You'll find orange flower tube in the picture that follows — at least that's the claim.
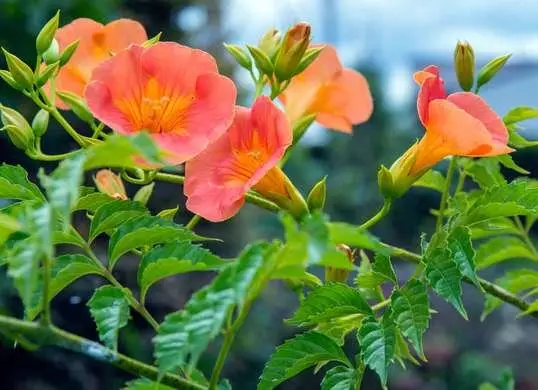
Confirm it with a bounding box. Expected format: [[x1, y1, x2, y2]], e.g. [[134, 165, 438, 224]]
[[54, 18, 147, 108], [184, 96, 306, 222], [387, 65, 513, 198], [279, 45, 373, 133], [85, 42, 237, 165]]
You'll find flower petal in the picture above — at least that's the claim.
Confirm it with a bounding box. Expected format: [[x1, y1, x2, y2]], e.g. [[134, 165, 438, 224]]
[[100, 19, 147, 54], [416, 71, 446, 126], [413, 65, 440, 86], [311, 68, 373, 132], [447, 92, 509, 146]]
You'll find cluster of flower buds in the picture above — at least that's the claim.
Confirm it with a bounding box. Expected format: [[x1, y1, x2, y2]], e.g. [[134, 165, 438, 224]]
[[224, 22, 323, 90]]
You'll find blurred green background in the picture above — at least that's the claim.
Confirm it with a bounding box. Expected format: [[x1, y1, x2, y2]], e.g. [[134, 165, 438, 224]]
[[1, 0, 538, 389]]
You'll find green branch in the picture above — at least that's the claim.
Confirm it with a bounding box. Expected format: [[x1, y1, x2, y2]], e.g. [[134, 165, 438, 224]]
[[437, 158, 457, 230], [382, 243, 538, 318], [0, 314, 204, 390], [359, 199, 392, 230]]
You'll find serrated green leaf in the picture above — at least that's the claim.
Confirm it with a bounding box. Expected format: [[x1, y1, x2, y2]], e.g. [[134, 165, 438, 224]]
[[447, 226, 481, 289], [482, 269, 538, 320], [391, 279, 430, 358], [88, 285, 130, 351], [138, 241, 228, 303], [155, 243, 271, 373], [74, 192, 114, 213], [0, 164, 44, 201], [321, 366, 360, 390], [470, 218, 520, 240], [315, 314, 363, 346], [412, 169, 445, 192], [372, 253, 397, 284], [0, 213, 20, 247], [424, 248, 467, 319], [89, 200, 149, 242], [519, 300, 538, 317], [39, 154, 85, 231], [497, 155, 529, 175], [460, 158, 505, 189], [122, 378, 174, 390], [475, 236, 536, 270], [84, 133, 162, 170], [393, 330, 421, 367], [288, 283, 372, 327], [508, 128, 538, 149], [52, 228, 87, 248], [157, 206, 179, 221], [457, 180, 538, 225], [7, 236, 41, 311], [108, 215, 210, 269], [327, 222, 386, 253], [258, 331, 350, 390], [28, 254, 105, 320], [357, 311, 396, 385], [503, 106, 538, 125]]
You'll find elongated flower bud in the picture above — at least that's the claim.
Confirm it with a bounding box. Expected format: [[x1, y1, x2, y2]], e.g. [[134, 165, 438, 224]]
[[258, 28, 281, 58], [454, 41, 475, 91], [274, 22, 311, 81], [1, 105, 35, 151], [94, 170, 127, 200]]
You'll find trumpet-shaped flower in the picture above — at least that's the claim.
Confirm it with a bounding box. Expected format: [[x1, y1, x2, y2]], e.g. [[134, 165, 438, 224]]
[[184, 97, 295, 222], [54, 18, 147, 108], [85, 42, 237, 164], [410, 65, 512, 174], [278, 45, 373, 133]]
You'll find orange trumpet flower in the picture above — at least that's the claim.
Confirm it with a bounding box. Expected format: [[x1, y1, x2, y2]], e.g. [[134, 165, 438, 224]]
[[85, 42, 237, 165], [278, 45, 373, 133]]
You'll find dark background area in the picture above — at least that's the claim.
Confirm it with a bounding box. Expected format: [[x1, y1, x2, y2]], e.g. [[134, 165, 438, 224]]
[[1, 0, 538, 389]]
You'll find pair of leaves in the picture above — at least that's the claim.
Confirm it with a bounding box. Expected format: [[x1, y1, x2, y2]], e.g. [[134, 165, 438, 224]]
[[154, 242, 274, 373], [355, 253, 397, 289], [0, 164, 45, 202]]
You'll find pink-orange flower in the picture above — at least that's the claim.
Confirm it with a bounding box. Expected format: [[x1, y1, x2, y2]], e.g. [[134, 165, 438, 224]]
[[54, 18, 147, 108], [184, 96, 293, 222], [278, 45, 373, 133], [410, 65, 512, 174], [85, 42, 237, 164]]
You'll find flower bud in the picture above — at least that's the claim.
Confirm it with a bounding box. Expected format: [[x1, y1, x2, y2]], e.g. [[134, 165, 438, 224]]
[[0, 69, 23, 91], [1, 105, 35, 151], [454, 41, 475, 91], [94, 170, 127, 200], [307, 176, 326, 212], [258, 28, 281, 58], [134, 182, 155, 206], [36, 11, 60, 55], [31, 109, 50, 137], [476, 53, 511, 91], [246, 44, 273, 76], [325, 244, 355, 283], [36, 61, 59, 87], [59, 40, 79, 66], [274, 22, 311, 81], [2, 49, 34, 90], [224, 43, 252, 70], [42, 39, 60, 65], [56, 91, 94, 123]]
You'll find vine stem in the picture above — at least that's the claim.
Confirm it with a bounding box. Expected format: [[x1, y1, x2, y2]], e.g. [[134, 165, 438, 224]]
[[382, 243, 538, 318], [359, 199, 392, 230], [186, 214, 202, 230], [41, 253, 52, 325], [0, 314, 203, 390], [208, 301, 253, 389], [436, 158, 457, 230]]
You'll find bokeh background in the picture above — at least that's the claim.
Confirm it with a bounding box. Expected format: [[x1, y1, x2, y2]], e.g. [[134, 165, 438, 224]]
[[1, 0, 538, 389]]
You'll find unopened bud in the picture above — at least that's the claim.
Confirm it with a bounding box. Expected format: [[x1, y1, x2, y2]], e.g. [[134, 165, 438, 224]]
[[56, 91, 93, 122], [94, 170, 127, 200], [36, 61, 59, 87], [247, 44, 273, 76], [36, 11, 60, 55], [274, 22, 311, 81], [31, 109, 49, 137], [2, 49, 34, 90], [224, 43, 252, 70], [307, 176, 326, 212], [42, 39, 60, 65], [454, 41, 475, 91], [59, 40, 79, 66], [1, 105, 35, 151], [293, 46, 323, 75], [258, 28, 281, 58], [476, 53, 511, 91], [325, 244, 355, 283], [382, 142, 427, 199], [134, 182, 155, 206], [0, 69, 23, 91]]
